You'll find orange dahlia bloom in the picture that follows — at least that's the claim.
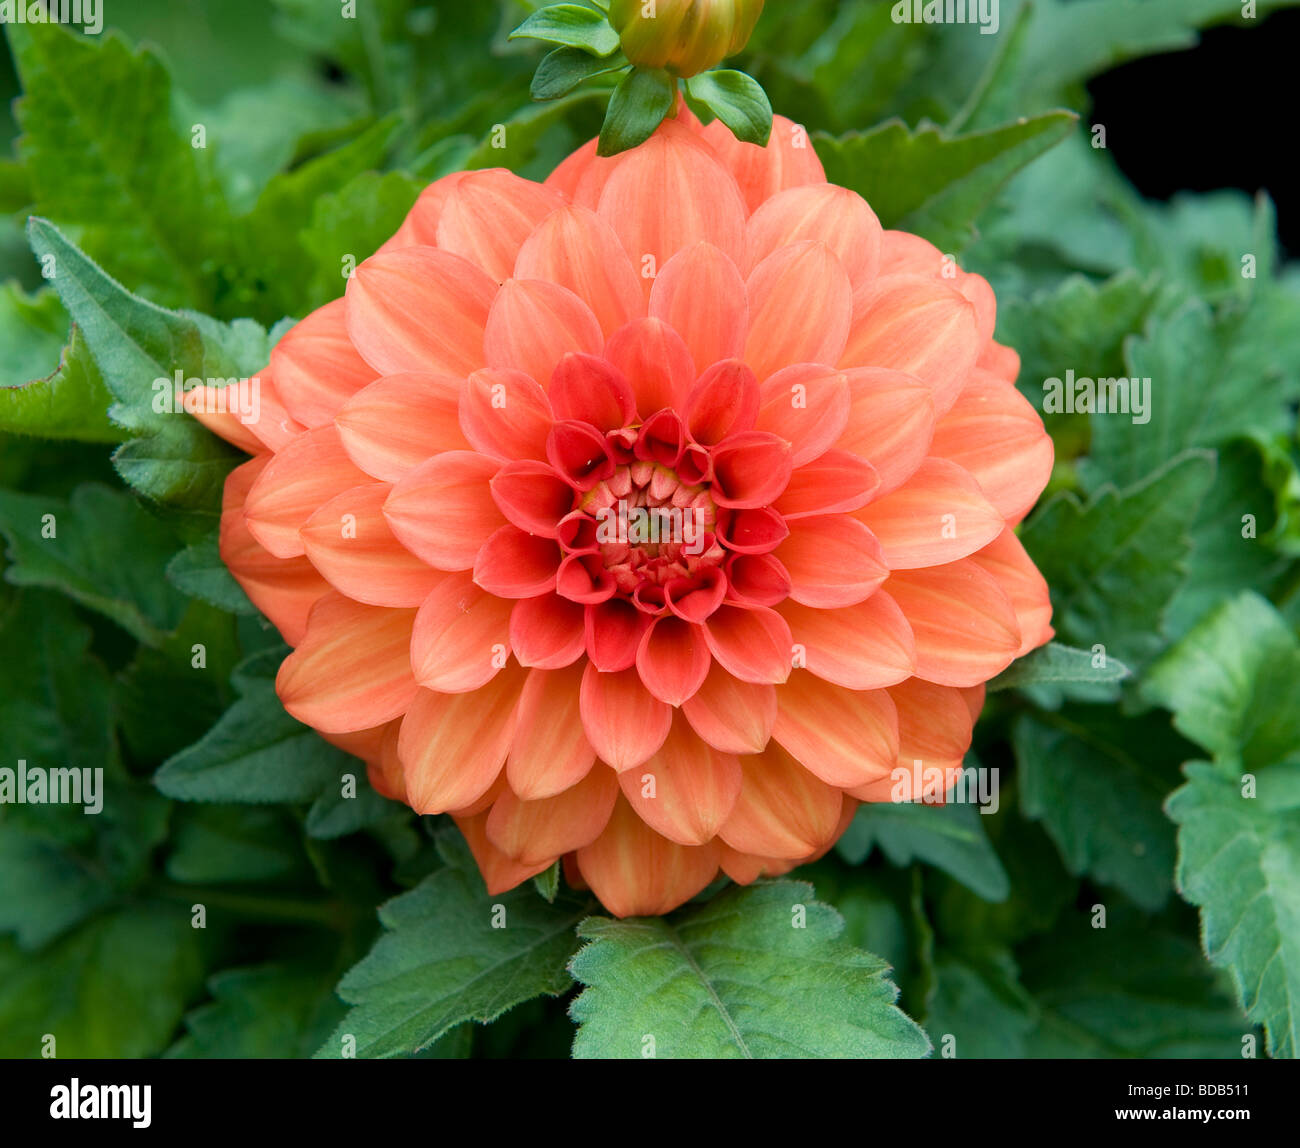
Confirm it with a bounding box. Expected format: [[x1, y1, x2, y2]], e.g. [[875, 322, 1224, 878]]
[[202, 110, 1054, 918]]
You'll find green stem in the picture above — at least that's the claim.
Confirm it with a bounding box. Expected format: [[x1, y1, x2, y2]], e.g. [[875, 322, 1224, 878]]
[[151, 882, 350, 929]]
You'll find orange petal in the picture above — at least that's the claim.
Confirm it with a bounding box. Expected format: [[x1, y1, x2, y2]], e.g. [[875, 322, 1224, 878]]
[[335, 372, 469, 482], [383, 451, 503, 571], [271, 298, 377, 427], [745, 184, 881, 286], [778, 515, 888, 608], [929, 369, 1054, 522], [509, 593, 586, 669], [409, 571, 514, 692], [885, 559, 1022, 686], [772, 673, 899, 788], [378, 171, 470, 251], [855, 456, 1004, 569], [398, 664, 525, 814], [301, 482, 442, 607], [459, 368, 554, 461], [780, 590, 916, 690], [878, 229, 946, 277], [648, 242, 748, 374], [718, 741, 844, 860], [744, 241, 852, 381], [245, 370, 307, 452], [487, 764, 619, 865], [969, 528, 1055, 656], [775, 449, 879, 519], [635, 615, 710, 706], [276, 593, 418, 733], [507, 663, 596, 800], [595, 121, 747, 298], [755, 364, 850, 467], [454, 807, 555, 895], [484, 279, 604, 388], [703, 604, 792, 684], [604, 318, 696, 417], [680, 663, 776, 754], [514, 204, 645, 337], [183, 382, 264, 454], [835, 367, 935, 495], [345, 246, 496, 376], [576, 795, 720, 918], [435, 168, 565, 282], [220, 456, 330, 646], [243, 425, 370, 559], [579, 664, 672, 772], [699, 114, 826, 214], [619, 712, 742, 846], [840, 274, 979, 416]]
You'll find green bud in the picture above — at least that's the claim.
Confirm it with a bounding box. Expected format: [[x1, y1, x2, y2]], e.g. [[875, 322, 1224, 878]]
[[609, 0, 764, 79]]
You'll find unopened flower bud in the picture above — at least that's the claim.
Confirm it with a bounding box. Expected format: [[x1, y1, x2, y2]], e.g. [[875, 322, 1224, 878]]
[[609, 0, 764, 79]]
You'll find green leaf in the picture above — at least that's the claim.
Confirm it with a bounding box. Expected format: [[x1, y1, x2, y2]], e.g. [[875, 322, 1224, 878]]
[[170, 960, 348, 1059], [318, 832, 589, 1058], [1015, 901, 1251, 1059], [925, 947, 1036, 1059], [165, 805, 307, 885], [685, 69, 772, 145], [1014, 709, 1185, 910], [0, 282, 68, 387], [1083, 297, 1300, 492], [989, 641, 1131, 693], [510, 4, 621, 57], [836, 791, 1010, 902], [166, 530, 256, 615], [532, 45, 628, 99], [305, 769, 401, 841], [8, 20, 230, 309], [1143, 593, 1300, 771], [813, 111, 1076, 253], [155, 648, 353, 804], [598, 67, 676, 157], [1021, 450, 1215, 670], [0, 483, 188, 645], [0, 827, 113, 951], [569, 880, 931, 1058], [26, 218, 270, 510], [1165, 762, 1300, 1059], [0, 310, 120, 444], [0, 904, 205, 1058]]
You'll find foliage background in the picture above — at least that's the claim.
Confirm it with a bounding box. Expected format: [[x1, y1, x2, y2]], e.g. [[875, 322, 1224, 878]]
[[1, 0, 1299, 1059]]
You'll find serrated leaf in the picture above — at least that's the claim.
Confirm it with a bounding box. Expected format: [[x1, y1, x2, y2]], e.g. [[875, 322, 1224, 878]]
[[155, 648, 353, 803], [598, 67, 676, 156], [305, 768, 401, 840], [1083, 296, 1300, 492], [836, 792, 1010, 902], [511, 4, 621, 57], [0, 320, 120, 445], [1014, 709, 1184, 910], [319, 832, 589, 1058], [685, 69, 772, 145], [925, 947, 1036, 1059], [0, 282, 67, 387], [1166, 762, 1300, 1059], [26, 218, 269, 510], [1021, 449, 1214, 670], [1143, 592, 1300, 771], [989, 641, 1130, 692], [9, 20, 230, 309], [569, 880, 931, 1058], [813, 111, 1075, 253]]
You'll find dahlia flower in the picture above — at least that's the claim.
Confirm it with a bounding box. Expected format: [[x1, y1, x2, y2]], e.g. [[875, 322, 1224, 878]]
[[199, 108, 1054, 918]]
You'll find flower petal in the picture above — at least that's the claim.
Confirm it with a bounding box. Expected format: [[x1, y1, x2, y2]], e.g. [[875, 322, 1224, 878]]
[[509, 593, 586, 669], [745, 241, 853, 381], [579, 664, 672, 772], [435, 168, 565, 282], [780, 590, 916, 690], [648, 242, 748, 374], [459, 368, 554, 461], [506, 662, 596, 800], [835, 367, 935, 495], [718, 742, 844, 860], [968, 528, 1055, 656], [636, 615, 711, 705], [604, 318, 696, 417], [276, 593, 418, 733], [745, 184, 881, 285], [487, 764, 619, 865], [773, 672, 900, 788], [409, 571, 514, 692], [755, 364, 850, 467], [680, 663, 777, 754], [383, 450, 503, 571], [271, 297, 377, 427], [703, 604, 792, 684], [775, 450, 879, 519], [680, 358, 760, 445], [335, 371, 469, 482], [345, 246, 496, 376], [548, 352, 636, 431], [698, 113, 826, 214], [619, 712, 741, 846], [473, 525, 561, 599], [778, 515, 888, 608], [484, 279, 605, 388]]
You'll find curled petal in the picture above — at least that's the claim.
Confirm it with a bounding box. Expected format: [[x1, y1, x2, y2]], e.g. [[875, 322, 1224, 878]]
[[604, 318, 696, 417], [473, 525, 561, 599], [509, 593, 586, 669], [703, 604, 792, 684], [585, 597, 650, 671], [491, 460, 575, 537], [779, 515, 888, 608], [548, 353, 636, 431], [710, 430, 793, 509], [460, 368, 553, 462], [636, 615, 711, 705], [681, 359, 760, 445]]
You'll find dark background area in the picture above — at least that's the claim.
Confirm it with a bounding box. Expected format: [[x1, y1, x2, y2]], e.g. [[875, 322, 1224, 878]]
[[1089, 8, 1299, 257]]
